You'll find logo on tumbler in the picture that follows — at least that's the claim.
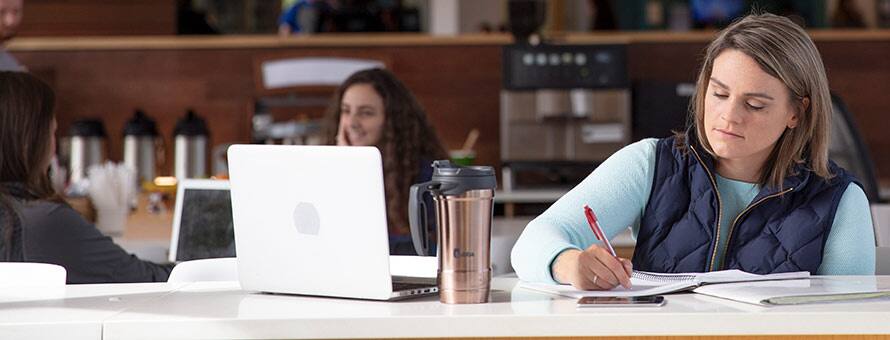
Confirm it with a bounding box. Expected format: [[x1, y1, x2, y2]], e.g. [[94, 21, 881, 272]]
[[453, 248, 475, 258], [292, 202, 321, 235]]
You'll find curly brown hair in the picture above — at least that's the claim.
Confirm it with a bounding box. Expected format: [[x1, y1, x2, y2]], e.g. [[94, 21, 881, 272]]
[[325, 68, 446, 235]]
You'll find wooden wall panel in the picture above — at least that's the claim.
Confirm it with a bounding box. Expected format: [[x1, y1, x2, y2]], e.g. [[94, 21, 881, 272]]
[[18, 49, 255, 177], [13, 45, 502, 177], [627, 40, 890, 186], [18, 0, 176, 36], [628, 42, 706, 82], [10, 37, 890, 185], [818, 41, 890, 182]]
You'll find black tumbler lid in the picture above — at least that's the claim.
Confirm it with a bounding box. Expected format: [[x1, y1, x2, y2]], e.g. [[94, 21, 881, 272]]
[[69, 119, 107, 137], [173, 109, 209, 136], [430, 160, 497, 195], [123, 109, 158, 136]]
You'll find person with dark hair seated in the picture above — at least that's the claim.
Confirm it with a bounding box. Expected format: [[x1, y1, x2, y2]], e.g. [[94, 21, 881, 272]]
[[325, 68, 447, 255], [0, 71, 173, 283]]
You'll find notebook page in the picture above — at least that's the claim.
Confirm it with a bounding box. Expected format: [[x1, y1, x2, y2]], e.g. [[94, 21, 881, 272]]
[[632, 269, 810, 285], [696, 270, 809, 284], [519, 279, 697, 298], [518, 270, 810, 299]]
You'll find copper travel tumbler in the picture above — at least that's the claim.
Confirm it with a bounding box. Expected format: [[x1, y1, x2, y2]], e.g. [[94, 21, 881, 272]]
[[435, 189, 494, 304], [408, 160, 497, 304]]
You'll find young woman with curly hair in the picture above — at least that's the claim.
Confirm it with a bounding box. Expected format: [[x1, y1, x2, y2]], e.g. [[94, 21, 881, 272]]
[[326, 68, 447, 255]]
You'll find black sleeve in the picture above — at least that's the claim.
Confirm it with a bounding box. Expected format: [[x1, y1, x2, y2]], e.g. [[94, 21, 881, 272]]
[[21, 201, 174, 284]]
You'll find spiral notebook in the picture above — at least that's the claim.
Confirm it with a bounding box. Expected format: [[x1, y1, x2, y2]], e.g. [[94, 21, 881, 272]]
[[519, 269, 809, 298]]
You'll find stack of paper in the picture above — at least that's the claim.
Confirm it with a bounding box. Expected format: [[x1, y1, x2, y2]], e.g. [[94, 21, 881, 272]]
[[520, 270, 890, 306]]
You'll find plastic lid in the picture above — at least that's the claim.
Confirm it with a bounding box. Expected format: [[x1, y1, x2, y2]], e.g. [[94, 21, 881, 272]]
[[430, 160, 497, 195], [69, 119, 107, 137], [123, 109, 158, 136], [173, 109, 209, 136]]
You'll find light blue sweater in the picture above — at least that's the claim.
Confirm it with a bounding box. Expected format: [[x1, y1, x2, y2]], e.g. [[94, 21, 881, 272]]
[[511, 139, 876, 284]]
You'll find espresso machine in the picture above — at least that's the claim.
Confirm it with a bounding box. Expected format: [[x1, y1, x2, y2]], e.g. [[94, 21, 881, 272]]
[[500, 43, 631, 190]]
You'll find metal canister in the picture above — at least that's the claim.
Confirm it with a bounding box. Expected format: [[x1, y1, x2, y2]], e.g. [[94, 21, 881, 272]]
[[68, 119, 107, 186], [173, 109, 209, 179], [123, 109, 159, 185]]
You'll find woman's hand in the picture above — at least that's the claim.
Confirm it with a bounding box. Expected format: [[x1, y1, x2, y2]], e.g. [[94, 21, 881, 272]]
[[336, 121, 350, 146], [552, 245, 633, 290]]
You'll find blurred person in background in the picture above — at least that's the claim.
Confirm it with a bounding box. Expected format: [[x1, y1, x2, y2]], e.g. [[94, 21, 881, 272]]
[[0, 71, 173, 283], [0, 0, 24, 71], [325, 68, 447, 255], [278, 0, 335, 35]]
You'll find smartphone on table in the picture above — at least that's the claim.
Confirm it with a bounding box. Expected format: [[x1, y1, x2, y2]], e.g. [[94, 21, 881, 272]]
[[577, 295, 666, 307]]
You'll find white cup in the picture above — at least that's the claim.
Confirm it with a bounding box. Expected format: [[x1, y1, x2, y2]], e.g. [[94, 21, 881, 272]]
[[95, 208, 128, 237]]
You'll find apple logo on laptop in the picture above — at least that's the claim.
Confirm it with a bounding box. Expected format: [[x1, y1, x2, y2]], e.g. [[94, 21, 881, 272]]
[[292, 202, 321, 236]]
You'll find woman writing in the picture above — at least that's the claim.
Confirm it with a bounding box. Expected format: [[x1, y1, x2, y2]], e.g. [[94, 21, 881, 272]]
[[511, 13, 875, 290], [326, 68, 447, 255]]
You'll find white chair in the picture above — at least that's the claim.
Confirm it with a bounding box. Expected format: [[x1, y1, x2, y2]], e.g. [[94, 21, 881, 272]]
[[259, 57, 384, 90], [0, 262, 67, 286], [872, 204, 890, 274], [167, 257, 238, 283]]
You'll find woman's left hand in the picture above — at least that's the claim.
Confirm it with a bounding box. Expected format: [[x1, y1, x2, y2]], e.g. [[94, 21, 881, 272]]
[[336, 121, 350, 146]]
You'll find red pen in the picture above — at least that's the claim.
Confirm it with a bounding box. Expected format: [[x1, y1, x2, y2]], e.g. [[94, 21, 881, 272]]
[[583, 205, 617, 257]]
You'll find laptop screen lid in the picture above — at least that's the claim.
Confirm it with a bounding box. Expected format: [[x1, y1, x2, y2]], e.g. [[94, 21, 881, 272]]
[[168, 179, 236, 263], [228, 145, 395, 300]]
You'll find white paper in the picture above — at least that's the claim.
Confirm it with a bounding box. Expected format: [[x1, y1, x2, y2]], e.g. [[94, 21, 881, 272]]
[[693, 277, 890, 306], [520, 279, 696, 298], [518, 270, 810, 298]]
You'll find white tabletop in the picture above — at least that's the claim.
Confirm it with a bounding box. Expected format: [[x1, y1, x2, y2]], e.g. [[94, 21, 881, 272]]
[[99, 277, 890, 340], [3, 277, 889, 340], [0, 282, 184, 340]]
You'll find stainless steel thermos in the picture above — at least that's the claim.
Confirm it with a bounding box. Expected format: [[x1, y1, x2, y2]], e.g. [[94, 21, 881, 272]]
[[409, 160, 497, 304], [68, 119, 107, 186], [123, 109, 160, 185], [173, 109, 209, 179]]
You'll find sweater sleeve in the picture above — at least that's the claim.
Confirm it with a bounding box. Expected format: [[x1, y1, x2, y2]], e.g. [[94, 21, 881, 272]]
[[510, 138, 658, 283], [816, 183, 876, 275], [21, 201, 174, 284]]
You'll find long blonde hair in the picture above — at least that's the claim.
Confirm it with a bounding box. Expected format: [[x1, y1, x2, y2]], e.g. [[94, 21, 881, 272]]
[[688, 13, 832, 189]]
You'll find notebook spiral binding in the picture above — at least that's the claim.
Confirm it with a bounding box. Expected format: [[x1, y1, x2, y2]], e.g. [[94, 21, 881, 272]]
[[631, 271, 697, 283]]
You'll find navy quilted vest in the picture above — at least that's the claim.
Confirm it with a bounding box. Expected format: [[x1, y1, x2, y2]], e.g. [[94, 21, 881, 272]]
[[631, 134, 859, 274]]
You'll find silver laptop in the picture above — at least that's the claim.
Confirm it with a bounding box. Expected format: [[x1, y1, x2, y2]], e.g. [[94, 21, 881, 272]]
[[168, 179, 236, 263], [227, 144, 437, 300]]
